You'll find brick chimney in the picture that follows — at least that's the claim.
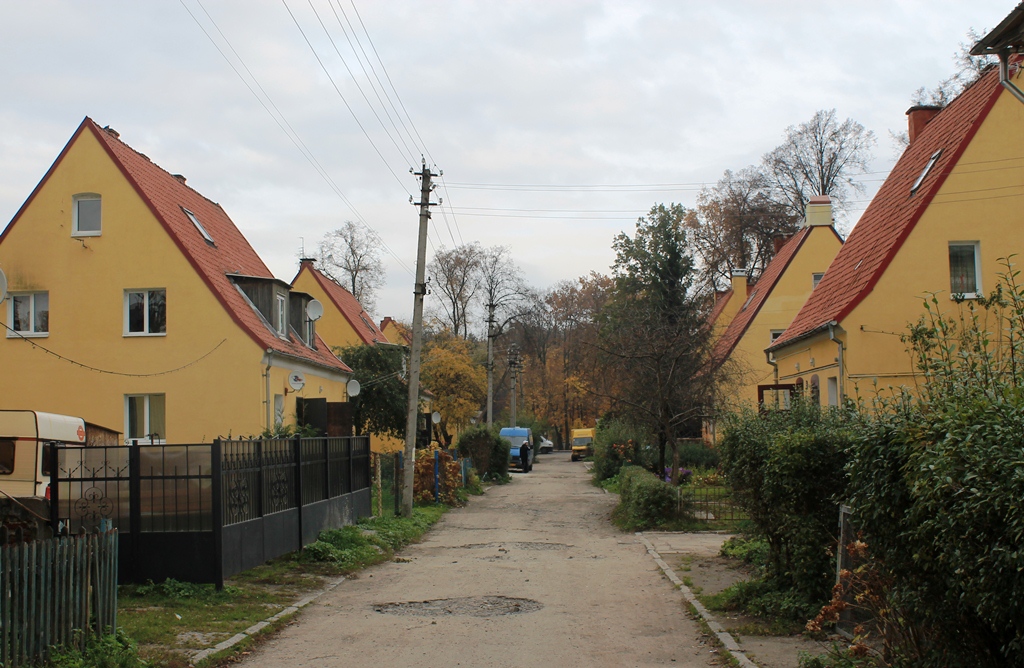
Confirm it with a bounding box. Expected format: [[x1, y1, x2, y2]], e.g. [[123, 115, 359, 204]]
[[906, 105, 942, 144], [805, 195, 833, 227], [731, 268, 749, 296], [773, 234, 794, 254]]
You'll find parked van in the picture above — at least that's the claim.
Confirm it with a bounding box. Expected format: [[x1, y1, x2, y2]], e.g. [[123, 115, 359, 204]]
[[0, 410, 87, 497], [499, 427, 533, 472], [570, 427, 596, 461]]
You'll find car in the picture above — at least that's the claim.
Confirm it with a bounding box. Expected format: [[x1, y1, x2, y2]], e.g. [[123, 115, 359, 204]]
[[538, 437, 554, 454], [500, 427, 534, 471]]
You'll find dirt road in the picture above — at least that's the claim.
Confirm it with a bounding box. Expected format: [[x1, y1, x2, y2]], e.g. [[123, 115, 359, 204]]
[[238, 454, 719, 667]]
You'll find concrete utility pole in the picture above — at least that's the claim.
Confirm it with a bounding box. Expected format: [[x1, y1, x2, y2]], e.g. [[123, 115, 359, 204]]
[[507, 344, 522, 428], [486, 302, 495, 429], [402, 159, 437, 518]]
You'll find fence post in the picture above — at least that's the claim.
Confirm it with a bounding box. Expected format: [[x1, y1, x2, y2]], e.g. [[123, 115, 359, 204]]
[[49, 442, 60, 536], [293, 435, 304, 548], [374, 453, 382, 516], [128, 441, 142, 584], [323, 436, 331, 499], [395, 452, 403, 516], [433, 450, 440, 503], [211, 439, 224, 590]]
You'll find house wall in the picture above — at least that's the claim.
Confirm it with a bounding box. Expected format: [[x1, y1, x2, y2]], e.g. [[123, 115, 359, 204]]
[[0, 129, 344, 441], [774, 86, 1024, 405], [723, 227, 842, 410], [291, 269, 366, 350]]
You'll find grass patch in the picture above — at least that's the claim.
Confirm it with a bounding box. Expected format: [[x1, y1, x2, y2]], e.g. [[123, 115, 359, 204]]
[[119, 505, 447, 667]]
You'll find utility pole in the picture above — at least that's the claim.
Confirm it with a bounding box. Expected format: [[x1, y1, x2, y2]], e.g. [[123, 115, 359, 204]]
[[486, 302, 495, 429], [402, 159, 437, 518], [507, 344, 522, 428]]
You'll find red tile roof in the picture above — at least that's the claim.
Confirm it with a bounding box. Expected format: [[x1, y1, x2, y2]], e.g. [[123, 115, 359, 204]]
[[292, 261, 389, 345], [707, 289, 734, 328], [769, 68, 1005, 350], [712, 226, 816, 364], [2, 117, 350, 373]]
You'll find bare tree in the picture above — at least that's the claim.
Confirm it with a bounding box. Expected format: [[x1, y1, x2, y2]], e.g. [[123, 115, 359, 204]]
[[316, 221, 386, 314], [427, 243, 482, 339], [913, 29, 997, 107], [761, 109, 875, 220]]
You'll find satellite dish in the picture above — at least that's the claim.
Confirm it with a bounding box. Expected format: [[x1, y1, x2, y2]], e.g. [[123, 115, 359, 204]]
[[347, 379, 361, 397], [306, 299, 324, 321], [0, 267, 6, 304], [431, 411, 441, 424], [288, 372, 306, 391]]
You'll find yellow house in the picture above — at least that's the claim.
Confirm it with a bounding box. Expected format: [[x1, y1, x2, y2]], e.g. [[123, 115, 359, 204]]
[[0, 118, 352, 442], [712, 197, 843, 413], [767, 60, 1024, 406], [291, 259, 390, 349], [378, 317, 410, 346]]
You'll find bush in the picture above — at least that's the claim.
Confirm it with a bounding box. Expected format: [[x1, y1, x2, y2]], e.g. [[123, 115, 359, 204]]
[[719, 399, 855, 607], [49, 629, 147, 668], [412, 446, 465, 505], [455, 426, 510, 482], [613, 465, 678, 530], [676, 439, 720, 469], [591, 419, 652, 482]]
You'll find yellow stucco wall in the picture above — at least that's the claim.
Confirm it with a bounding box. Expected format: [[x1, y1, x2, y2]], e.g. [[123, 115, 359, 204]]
[[291, 269, 366, 351], [0, 129, 347, 441], [724, 226, 842, 410], [774, 87, 1024, 406]]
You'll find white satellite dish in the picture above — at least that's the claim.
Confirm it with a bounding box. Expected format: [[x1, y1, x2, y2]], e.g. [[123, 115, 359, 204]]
[[431, 411, 441, 424], [288, 371, 306, 391], [347, 379, 361, 397], [306, 299, 324, 321], [0, 267, 7, 304]]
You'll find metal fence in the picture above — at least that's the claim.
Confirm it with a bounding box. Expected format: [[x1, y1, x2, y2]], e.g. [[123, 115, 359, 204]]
[[676, 485, 747, 524], [51, 435, 372, 587], [0, 530, 118, 668]]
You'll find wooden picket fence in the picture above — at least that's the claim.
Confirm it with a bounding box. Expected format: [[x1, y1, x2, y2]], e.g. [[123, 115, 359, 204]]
[[0, 531, 118, 667]]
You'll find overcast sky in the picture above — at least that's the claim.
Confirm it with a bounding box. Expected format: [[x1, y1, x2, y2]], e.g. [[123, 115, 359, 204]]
[[0, 1, 1014, 327]]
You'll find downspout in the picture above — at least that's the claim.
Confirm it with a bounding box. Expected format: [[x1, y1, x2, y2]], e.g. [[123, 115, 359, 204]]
[[765, 350, 779, 409], [827, 321, 844, 405], [264, 350, 273, 432], [998, 51, 1024, 106]]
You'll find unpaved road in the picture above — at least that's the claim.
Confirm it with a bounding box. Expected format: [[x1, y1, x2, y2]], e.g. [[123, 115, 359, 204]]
[[238, 455, 719, 667]]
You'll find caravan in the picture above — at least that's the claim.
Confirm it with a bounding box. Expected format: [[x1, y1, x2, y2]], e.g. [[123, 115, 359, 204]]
[[0, 410, 88, 497]]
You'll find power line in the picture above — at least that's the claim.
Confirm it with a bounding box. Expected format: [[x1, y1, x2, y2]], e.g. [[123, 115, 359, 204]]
[[182, 0, 413, 276]]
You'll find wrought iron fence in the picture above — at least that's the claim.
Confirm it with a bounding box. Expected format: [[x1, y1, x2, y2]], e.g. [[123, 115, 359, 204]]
[[676, 484, 747, 524]]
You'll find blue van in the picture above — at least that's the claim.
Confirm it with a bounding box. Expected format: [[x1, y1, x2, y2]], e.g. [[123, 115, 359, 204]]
[[500, 427, 533, 472]]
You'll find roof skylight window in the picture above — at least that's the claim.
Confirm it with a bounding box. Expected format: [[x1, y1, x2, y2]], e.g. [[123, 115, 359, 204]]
[[182, 207, 214, 244], [911, 149, 942, 195]]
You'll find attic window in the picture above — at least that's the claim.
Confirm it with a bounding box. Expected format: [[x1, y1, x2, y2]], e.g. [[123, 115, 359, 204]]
[[182, 208, 214, 245], [911, 149, 942, 195], [741, 290, 757, 311]]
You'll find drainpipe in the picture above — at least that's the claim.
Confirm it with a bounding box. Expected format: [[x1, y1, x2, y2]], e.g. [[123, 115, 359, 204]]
[[764, 350, 779, 409], [998, 51, 1024, 106], [827, 321, 844, 405], [264, 350, 273, 432]]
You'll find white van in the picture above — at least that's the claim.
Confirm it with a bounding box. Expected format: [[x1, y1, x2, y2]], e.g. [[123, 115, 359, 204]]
[[0, 410, 87, 497]]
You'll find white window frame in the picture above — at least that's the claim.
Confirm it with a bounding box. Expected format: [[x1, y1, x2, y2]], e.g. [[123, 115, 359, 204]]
[[72, 193, 102, 237], [7, 291, 49, 338], [275, 294, 287, 337], [812, 272, 824, 289], [124, 394, 166, 444], [948, 241, 982, 299], [124, 289, 167, 336], [182, 207, 215, 245], [770, 329, 785, 343]]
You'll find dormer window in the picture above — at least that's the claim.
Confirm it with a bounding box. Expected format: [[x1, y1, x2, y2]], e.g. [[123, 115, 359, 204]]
[[182, 207, 214, 245], [72, 194, 101, 236], [275, 294, 287, 336], [911, 150, 942, 195]]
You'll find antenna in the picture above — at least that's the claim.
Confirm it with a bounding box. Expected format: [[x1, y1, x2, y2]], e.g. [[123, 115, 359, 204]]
[[299, 236, 305, 257]]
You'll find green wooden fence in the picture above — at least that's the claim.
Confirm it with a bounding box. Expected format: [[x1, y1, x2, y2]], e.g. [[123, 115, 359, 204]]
[[0, 530, 118, 667]]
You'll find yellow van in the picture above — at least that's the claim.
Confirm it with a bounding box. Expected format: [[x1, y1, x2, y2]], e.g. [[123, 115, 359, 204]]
[[0, 410, 87, 497], [570, 427, 596, 462]]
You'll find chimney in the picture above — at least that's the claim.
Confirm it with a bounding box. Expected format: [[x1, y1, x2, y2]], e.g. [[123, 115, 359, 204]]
[[172, 174, 187, 185], [805, 195, 833, 227], [731, 268, 749, 296], [906, 105, 942, 143], [299, 257, 316, 268], [773, 234, 793, 254]]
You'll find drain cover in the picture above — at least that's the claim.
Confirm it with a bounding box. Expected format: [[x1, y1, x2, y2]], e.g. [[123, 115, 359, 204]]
[[374, 596, 543, 617]]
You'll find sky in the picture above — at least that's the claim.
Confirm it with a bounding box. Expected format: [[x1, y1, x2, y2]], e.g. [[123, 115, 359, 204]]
[[0, 1, 1015, 328]]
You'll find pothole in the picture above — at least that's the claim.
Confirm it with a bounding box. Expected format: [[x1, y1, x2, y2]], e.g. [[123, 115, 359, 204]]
[[456, 541, 573, 550], [374, 596, 543, 617]]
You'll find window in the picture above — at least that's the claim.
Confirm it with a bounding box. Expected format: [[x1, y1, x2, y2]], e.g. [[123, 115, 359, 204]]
[[827, 377, 839, 407], [72, 194, 102, 236], [770, 329, 785, 343], [949, 242, 981, 297], [275, 294, 287, 336], [8, 292, 48, 336], [0, 439, 14, 475], [182, 207, 215, 245], [125, 394, 166, 443], [911, 150, 942, 195], [125, 289, 166, 335], [812, 273, 824, 289]]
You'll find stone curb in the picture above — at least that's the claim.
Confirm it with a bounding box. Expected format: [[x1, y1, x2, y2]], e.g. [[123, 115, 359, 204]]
[[637, 532, 759, 668], [189, 575, 347, 666]]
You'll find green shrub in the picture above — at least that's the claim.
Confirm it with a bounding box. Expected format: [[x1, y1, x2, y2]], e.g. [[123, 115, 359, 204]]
[[676, 439, 720, 469], [302, 540, 341, 563], [455, 426, 510, 482], [49, 629, 147, 668], [591, 419, 652, 482], [720, 535, 769, 570], [719, 399, 855, 607], [613, 465, 678, 530], [133, 578, 210, 599]]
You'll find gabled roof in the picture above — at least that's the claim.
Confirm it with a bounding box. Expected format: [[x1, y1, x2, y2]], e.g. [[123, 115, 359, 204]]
[[379, 316, 411, 345], [769, 67, 1005, 351], [713, 225, 817, 364], [3, 117, 349, 374], [292, 261, 389, 346]]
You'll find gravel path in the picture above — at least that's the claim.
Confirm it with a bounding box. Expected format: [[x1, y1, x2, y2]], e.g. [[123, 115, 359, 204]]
[[236, 454, 720, 667]]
